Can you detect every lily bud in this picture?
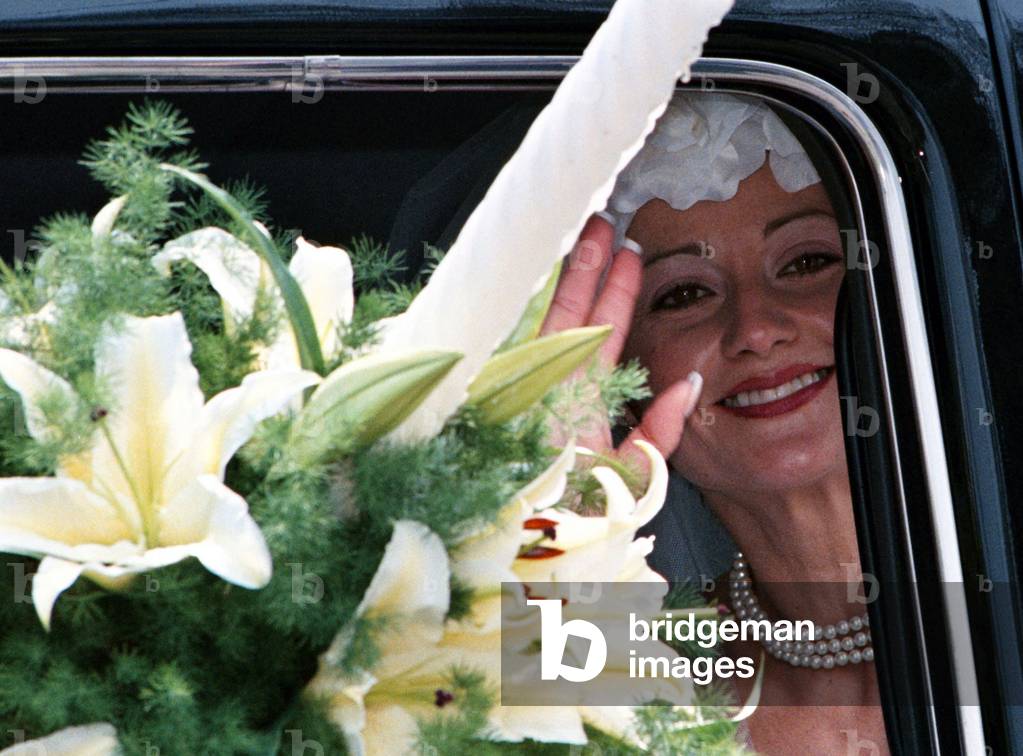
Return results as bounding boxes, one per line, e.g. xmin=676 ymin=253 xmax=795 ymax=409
xmin=466 ymin=325 xmax=611 ymax=425
xmin=496 ymin=258 xmax=563 ymax=352
xmin=289 ymin=350 xmax=462 ymax=466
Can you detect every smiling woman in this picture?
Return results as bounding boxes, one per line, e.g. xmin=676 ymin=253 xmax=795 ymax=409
xmin=623 ymin=159 xmax=845 ymax=491
xmin=540 ymin=90 xmax=889 ymax=754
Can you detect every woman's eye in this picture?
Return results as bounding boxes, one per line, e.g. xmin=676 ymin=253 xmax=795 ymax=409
xmin=651 ymin=283 xmax=713 ymax=311
xmin=778 ymin=251 xmax=842 ymax=277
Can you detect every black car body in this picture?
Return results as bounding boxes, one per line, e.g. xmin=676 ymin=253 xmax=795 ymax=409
xmin=1 ymin=2 xmax=1021 ymax=754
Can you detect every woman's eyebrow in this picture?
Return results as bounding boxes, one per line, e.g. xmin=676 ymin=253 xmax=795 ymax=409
xmin=642 ymin=242 xmax=705 ymax=268
xmin=642 ymin=209 xmax=837 ymax=268
xmin=763 ymin=209 xmax=836 ymax=237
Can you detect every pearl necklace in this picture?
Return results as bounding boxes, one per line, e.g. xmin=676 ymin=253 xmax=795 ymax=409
xmin=728 ymin=551 xmax=874 ymax=670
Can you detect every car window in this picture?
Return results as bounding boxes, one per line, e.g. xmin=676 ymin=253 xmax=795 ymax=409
xmin=0 ymin=54 xmax=986 ymax=755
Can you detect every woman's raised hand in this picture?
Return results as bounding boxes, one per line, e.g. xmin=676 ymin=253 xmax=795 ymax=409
xmin=539 ymin=213 xmax=703 ymax=468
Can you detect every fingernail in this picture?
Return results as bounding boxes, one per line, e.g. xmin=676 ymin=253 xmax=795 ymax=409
xmin=684 ymin=371 xmax=703 ymax=418
xmin=621 ymin=237 xmax=643 ymax=256
xmin=572 ymin=241 xmax=602 ymax=270
xmin=594 ymin=210 xmax=617 ymax=226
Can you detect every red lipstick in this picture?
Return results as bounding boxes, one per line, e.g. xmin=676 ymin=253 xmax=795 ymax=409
xmin=717 ymin=364 xmax=834 ymax=419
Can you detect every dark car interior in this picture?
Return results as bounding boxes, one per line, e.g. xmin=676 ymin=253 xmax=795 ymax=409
xmin=1 ymin=90 xmax=552 ymax=276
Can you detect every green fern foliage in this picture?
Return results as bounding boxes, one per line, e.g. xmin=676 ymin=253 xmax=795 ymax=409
xmin=0 ymin=101 xmax=744 ymax=756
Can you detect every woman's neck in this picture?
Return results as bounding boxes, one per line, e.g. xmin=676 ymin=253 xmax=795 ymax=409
xmin=702 ymin=469 xmax=866 ymax=627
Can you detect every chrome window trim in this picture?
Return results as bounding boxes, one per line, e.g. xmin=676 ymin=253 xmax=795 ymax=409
xmin=0 ymin=56 xmax=580 ymax=93
xmin=0 ymin=55 xmax=984 ymax=751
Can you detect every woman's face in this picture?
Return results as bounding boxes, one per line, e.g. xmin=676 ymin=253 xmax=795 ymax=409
xmin=622 ymin=160 xmax=846 ymax=495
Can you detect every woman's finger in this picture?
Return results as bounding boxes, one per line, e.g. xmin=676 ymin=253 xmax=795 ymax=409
xmin=540 ymin=214 xmax=615 ymax=336
xmin=619 ymin=371 xmax=703 ymax=467
xmin=587 ymin=241 xmax=643 ymax=368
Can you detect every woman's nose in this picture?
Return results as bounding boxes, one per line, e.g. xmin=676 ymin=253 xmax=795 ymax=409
xmin=720 ymin=288 xmax=799 ymax=359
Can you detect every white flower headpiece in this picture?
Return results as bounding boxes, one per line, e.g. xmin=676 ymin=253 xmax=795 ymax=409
xmin=603 ymin=91 xmax=821 ymax=250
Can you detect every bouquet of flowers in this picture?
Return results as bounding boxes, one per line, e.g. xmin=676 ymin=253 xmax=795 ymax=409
xmin=0 ymin=2 xmax=750 ymax=753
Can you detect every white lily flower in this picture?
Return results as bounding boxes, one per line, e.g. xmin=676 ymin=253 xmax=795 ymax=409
xmin=307 ymin=521 xmax=590 ymax=755
xmin=0 ymin=723 xmax=118 ymax=756
xmin=506 ymin=441 xmax=698 ymax=746
xmin=0 ymin=299 xmax=58 ymax=350
xmin=152 ymin=228 xmax=354 ymax=369
xmin=0 ymin=197 xmax=127 ymax=350
xmin=453 ymin=443 xmax=593 ymax=746
xmin=309 ymin=442 xmax=647 ymax=753
xmin=513 ymin=439 xmax=668 ymax=586
xmin=307 ymin=446 xmax=591 ymax=754
xmin=0 ymin=312 xmax=319 ymax=629
xmin=91 ymin=195 xmax=128 ymax=240
xmin=306 ymin=520 xmax=455 ymax=756
xmin=451 ymin=441 xmax=576 ymax=633
xmin=308 ymin=440 xmax=692 ymax=752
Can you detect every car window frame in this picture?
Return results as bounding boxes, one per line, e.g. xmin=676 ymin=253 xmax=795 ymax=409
xmin=0 ymin=53 xmax=987 ymax=755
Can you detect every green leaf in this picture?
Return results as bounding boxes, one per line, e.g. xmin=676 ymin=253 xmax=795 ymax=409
xmin=466 ymin=325 xmax=611 ymax=424
xmin=288 ymin=350 xmax=463 ymax=466
xmin=159 ymin=163 xmax=326 ymax=375
xmin=497 ymin=259 xmax=563 ymax=352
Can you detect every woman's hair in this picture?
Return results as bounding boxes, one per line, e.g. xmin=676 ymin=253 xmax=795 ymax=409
xmin=772 ymin=103 xmax=856 ymax=241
